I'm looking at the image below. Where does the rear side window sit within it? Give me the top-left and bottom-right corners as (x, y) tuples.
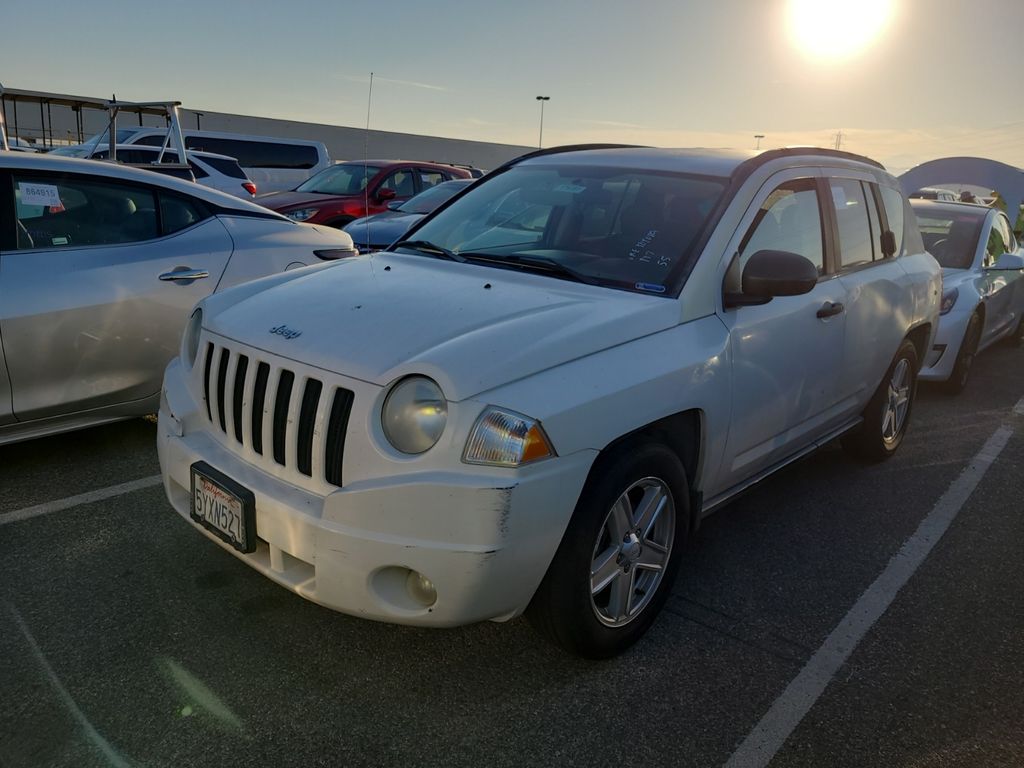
(879, 186), (905, 256)
(184, 137), (319, 169)
(419, 170), (446, 189)
(12, 174), (158, 249)
(160, 194), (210, 235)
(200, 156), (247, 179)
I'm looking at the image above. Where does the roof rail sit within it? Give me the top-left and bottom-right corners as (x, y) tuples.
(739, 146), (886, 174)
(496, 143), (650, 172)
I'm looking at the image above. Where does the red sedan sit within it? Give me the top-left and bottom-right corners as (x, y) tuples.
(257, 160), (472, 228)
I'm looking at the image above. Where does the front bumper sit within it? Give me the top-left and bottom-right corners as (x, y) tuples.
(919, 309), (972, 382)
(158, 357), (595, 627)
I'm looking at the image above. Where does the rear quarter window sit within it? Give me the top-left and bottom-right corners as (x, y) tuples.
(880, 185), (908, 255)
(200, 156), (248, 179)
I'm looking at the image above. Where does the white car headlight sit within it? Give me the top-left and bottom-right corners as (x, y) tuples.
(382, 376), (448, 454)
(182, 308), (203, 369)
(285, 208), (319, 222)
(462, 407), (555, 467)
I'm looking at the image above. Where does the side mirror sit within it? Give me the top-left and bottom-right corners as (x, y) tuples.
(376, 188), (397, 202)
(990, 252), (1024, 271)
(386, 199), (404, 211)
(741, 250), (819, 298)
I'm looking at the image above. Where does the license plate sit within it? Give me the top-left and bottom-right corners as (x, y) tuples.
(190, 462), (256, 553)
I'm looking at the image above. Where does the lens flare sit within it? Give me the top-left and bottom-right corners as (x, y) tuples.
(788, 0), (893, 60)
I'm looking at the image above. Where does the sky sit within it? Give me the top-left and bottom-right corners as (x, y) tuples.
(2, 0), (1024, 174)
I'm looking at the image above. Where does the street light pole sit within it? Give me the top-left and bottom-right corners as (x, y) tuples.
(754, 134), (764, 150)
(536, 96), (550, 148)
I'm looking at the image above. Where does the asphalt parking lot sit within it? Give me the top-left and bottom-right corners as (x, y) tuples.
(1, 344), (1022, 768)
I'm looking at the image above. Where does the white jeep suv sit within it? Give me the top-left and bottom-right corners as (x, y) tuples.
(157, 146), (940, 658)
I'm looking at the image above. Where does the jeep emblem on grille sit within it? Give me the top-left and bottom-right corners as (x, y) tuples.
(270, 325), (302, 340)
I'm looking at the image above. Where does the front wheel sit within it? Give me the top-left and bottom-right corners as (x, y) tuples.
(842, 339), (919, 463)
(527, 442), (689, 658)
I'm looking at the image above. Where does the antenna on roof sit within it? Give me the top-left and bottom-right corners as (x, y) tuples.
(364, 72), (374, 251)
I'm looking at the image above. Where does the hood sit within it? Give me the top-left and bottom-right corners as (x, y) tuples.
(256, 190), (340, 211)
(207, 253), (680, 401)
(343, 212), (424, 247)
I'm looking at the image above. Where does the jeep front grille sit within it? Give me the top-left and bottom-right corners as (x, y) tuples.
(201, 342), (353, 487)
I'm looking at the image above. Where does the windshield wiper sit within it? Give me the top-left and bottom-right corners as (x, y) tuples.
(392, 239), (467, 263)
(464, 254), (599, 285)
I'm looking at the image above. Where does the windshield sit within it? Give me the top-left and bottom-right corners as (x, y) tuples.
(295, 163), (381, 194)
(397, 164), (726, 294)
(399, 180), (471, 214)
(914, 209), (985, 269)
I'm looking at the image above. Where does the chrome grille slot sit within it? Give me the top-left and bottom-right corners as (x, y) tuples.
(296, 379), (323, 477)
(324, 388), (354, 487)
(202, 342), (214, 421)
(251, 362), (270, 455)
(232, 355), (249, 444)
(215, 347), (230, 433)
(272, 371), (295, 466)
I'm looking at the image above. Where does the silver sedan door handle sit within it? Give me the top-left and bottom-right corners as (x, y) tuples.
(159, 267), (210, 282)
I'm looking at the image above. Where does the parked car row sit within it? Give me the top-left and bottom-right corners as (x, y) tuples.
(256, 159), (474, 227)
(3, 142), (1021, 659)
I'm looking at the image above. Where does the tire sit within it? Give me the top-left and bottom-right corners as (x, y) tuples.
(526, 441), (689, 658)
(942, 313), (982, 395)
(841, 339), (919, 463)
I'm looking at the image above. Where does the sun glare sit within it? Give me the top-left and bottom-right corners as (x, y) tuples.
(788, 0), (893, 60)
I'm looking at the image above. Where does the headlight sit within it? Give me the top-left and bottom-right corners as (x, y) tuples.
(182, 308), (203, 369)
(285, 208), (319, 222)
(462, 407), (555, 467)
(381, 376), (447, 454)
(940, 287), (959, 315)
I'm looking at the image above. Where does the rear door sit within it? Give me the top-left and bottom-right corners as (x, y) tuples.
(829, 175), (913, 413)
(0, 169), (233, 421)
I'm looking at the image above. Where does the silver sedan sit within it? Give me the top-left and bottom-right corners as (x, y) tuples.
(913, 199), (1024, 392)
(0, 152), (356, 445)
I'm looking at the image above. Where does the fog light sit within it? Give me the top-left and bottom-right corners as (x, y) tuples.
(406, 570), (437, 607)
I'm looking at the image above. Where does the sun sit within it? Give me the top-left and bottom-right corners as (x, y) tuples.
(788, 0), (894, 60)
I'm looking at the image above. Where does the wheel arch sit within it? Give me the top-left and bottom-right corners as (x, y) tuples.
(589, 409), (705, 532)
(905, 322), (933, 371)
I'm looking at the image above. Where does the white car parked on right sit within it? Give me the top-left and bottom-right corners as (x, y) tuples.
(912, 199), (1024, 393)
(158, 146), (941, 658)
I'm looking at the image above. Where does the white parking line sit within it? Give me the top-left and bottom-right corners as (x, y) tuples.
(725, 422), (1015, 768)
(0, 475), (162, 527)
(1014, 396), (1024, 417)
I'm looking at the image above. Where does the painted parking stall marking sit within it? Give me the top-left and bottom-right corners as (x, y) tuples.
(725, 419), (1016, 768)
(0, 475), (162, 527)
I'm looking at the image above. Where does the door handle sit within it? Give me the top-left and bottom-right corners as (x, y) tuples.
(816, 301), (845, 318)
(159, 267), (210, 282)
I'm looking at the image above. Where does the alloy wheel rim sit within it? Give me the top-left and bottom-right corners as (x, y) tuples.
(882, 358), (911, 445)
(590, 477), (675, 628)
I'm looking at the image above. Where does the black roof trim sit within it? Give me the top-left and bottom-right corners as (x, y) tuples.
(731, 147), (885, 182)
(497, 143), (650, 171)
